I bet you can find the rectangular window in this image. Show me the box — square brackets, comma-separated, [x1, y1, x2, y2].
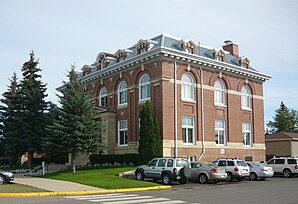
[242, 123, 252, 146]
[185, 47, 193, 54]
[182, 116, 194, 144]
[100, 96, 108, 107]
[118, 120, 128, 146]
[215, 120, 226, 145]
[140, 84, 150, 100]
[119, 90, 127, 105]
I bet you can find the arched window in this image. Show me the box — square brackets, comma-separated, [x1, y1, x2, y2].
[241, 86, 251, 109]
[139, 74, 150, 101]
[99, 87, 108, 107]
[214, 80, 225, 105]
[181, 74, 194, 100]
[118, 81, 127, 106]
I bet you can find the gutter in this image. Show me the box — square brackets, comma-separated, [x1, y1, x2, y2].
[174, 60, 178, 157]
[198, 67, 205, 160]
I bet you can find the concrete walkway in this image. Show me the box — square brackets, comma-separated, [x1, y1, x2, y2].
[13, 174, 102, 192]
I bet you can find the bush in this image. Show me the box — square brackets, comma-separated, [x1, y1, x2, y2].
[0, 158, 9, 165]
[89, 154, 139, 166]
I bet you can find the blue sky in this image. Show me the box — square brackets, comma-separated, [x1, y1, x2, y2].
[0, 0, 297, 125]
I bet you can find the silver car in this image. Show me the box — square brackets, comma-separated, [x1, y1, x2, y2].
[246, 162, 274, 180]
[190, 162, 227, 184]
[0, 170, 14, 184]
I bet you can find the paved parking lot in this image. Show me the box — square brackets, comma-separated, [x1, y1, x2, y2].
[1, 176, 298, 204]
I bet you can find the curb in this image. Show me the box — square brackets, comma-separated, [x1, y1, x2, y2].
[0, 185, 172, 197]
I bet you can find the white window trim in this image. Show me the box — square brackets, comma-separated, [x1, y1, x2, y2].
[118, 81, 128, 106]
[215, 120, 226, 146]
[182, 116, 195, 145]
[118, 120, 128, 147]
[242, 122, 252, 147]
[214, 80, 225, 106]
[99, 87, 108, 107]
[139, 74, 151, 101]
[181, 74, 194, 101]
[241, 86, 251, 109]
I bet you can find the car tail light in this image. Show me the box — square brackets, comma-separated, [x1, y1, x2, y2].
[173, 168, 177, 175]
[211, 169, 217, 173]
[295, 165, 298, 169]
[234, 167, 239, 171]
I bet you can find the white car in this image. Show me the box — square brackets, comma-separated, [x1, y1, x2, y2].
[212, 159, 250, 181]
[246, 162, 274, 180]
[266, 157, 298, 177]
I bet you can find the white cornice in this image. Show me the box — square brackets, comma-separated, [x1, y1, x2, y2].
[78, 47, 271, 85]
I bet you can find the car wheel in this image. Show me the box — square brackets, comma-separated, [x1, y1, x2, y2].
[249, 173, 257, 181]
[226, 172, 233, 182]
[162, 174, 172, 185]
[0, 175, 6, 185]
[283, 169, 292, 178]
[198, 174, 208, 184]
[135, 171, 144, 181]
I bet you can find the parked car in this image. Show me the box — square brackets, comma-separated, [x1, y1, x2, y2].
[0, 170, 14, 185]
[266, 157, 298, 178]
[246, 162, 274, 180]
[135, 157, 191, 185]
[211, 158, 250, 181]
[190, 162, 227, 184]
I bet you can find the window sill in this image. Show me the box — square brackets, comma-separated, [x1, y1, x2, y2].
[216, 144, 226, 147]
[181, 99, 196, 104]
[243, 145, 252, 148]
[214, 103, 226, 108]
[183, 143, 195, 146]
[139, 98, 150, 104]
[117, 104, 128, 109]
[118, 144, 128, 147]
[241, 107, 252, 112]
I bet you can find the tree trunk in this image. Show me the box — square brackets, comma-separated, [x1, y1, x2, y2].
[27, 151, 33, 168]
[71, 151, 76, 173]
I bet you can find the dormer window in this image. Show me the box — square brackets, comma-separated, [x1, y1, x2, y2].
[185, 47, 193, 54]
[215, 51, 225, 62]
[117, 50, 128, 63]
[183, 42, 194, 54]
[240, 58, 250, 69]
[119, 57, 125, 62]
[140, 48, 147, 54]
[138, 42, 149, 55]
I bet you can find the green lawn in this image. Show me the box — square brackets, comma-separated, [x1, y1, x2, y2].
[41, 167, 161, 189]
[0, 183, 48, 193]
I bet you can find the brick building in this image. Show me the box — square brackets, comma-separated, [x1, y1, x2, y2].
[77, 34, 270, 162]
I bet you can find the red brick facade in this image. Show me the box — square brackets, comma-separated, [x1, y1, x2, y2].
[78, 34, 270, 162]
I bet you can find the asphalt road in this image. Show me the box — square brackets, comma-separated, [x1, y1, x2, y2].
[1, 177, 298, 204]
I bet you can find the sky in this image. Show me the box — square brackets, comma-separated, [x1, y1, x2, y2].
[0, 0, 297, 126]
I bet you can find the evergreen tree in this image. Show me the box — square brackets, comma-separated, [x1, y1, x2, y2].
[267, 102, 297, 133]
[43, 102, 68, 162]
[50, 67, 103, 173]
[0, 73, 23, 166]
[19, 52, 49, 167]
[138, 102, 162, 164]
[153, 117, 163, 158]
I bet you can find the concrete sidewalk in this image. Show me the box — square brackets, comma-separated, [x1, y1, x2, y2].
[13, 174, 102, 192]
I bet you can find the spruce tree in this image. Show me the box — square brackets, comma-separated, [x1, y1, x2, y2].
[138, 102, 162, 164]
[19, 52, 49, 167]
[50, 67, 103, 173]
[0, 73, 23, 166]
[267, 102, 297, 133]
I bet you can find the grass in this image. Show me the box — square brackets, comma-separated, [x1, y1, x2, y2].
[41, 167, 161, 189]
[0, 183, 48, 193]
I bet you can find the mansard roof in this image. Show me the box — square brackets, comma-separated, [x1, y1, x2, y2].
[78, 33, 271, 84]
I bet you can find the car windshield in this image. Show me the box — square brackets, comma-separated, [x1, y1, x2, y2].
[236, 161, 248, 166]
[176, 159, 190, 167]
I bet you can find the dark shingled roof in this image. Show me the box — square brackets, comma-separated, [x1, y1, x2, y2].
[265, 132, 298, 141]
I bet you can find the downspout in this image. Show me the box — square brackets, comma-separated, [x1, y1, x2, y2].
[174, 60, 178, 157]
[198, 67, 205, 160]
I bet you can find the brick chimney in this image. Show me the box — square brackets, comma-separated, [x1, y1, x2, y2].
[222, 40, 239, 57]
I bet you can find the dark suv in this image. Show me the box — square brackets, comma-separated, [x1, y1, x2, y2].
[135, 157, 191, 185]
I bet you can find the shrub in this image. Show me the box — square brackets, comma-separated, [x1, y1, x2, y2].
[89, 154, 139, 166]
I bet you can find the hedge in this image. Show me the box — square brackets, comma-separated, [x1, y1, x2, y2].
[89, 154, 139, 166]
